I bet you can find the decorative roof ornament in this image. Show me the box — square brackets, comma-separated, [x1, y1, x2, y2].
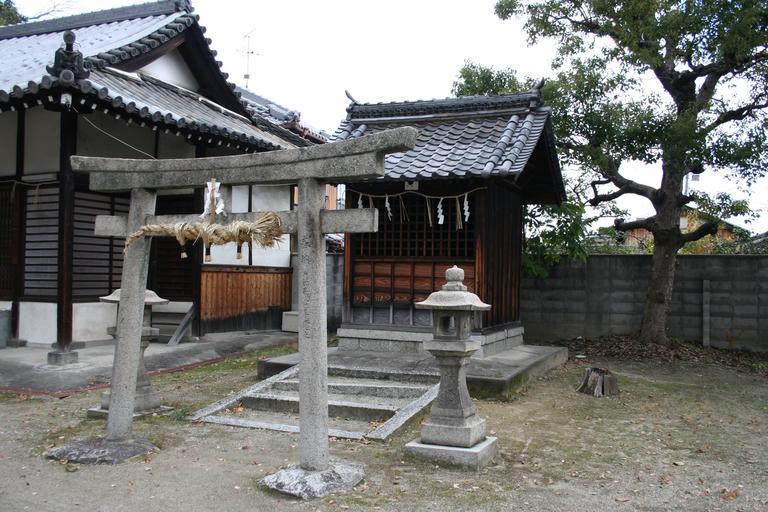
[46, 31, 90, 86]
[174, 0, 194, 13]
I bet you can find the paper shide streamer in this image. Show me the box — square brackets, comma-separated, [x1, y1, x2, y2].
[351, 187, 485, 231]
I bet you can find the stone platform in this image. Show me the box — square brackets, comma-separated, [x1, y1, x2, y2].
[259, 344, 568, 401]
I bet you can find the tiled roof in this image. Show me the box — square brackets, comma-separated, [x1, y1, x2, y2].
[0, 1, 193, 39]
[0, 0, 308, 149]
[236, 87, 330, 143]
[87, 68, 291, 149]
[333, 94, 563, 196]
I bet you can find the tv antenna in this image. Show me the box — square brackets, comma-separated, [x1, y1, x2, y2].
[240, 28, 264, 89]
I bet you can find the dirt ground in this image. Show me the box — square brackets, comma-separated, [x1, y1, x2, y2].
[0, 343, 766, 512]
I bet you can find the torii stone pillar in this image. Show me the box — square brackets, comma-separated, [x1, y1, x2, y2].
[47, 127, 417, 494]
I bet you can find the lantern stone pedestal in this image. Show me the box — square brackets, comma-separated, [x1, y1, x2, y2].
[405, 266, 498, 469]
[87, 289, 173, 418]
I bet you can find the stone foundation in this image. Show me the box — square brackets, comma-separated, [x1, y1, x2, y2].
[337, 325, 524, 358]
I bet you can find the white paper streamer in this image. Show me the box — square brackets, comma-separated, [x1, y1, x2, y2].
[437, 198, 444, 225]
[463, 193, 470, 222]
[357, 193, 363, 209]
[385, 195, 392, 221]
[201, 180, 226, 219]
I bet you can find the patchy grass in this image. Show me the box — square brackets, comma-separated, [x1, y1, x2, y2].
[1, 345, 766, 511]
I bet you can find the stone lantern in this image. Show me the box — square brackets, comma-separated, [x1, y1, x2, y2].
[88, 289, 172, 418]
[405, 266, 498, 468]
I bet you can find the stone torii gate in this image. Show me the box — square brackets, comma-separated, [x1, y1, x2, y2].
[55, 127, 416, 495]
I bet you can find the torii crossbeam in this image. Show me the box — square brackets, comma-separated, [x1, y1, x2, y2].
[64, 127, 417, 495]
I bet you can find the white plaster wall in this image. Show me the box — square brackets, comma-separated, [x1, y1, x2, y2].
[251, 185, 291, 267]
[205, 185, 291, 267]
[139, 50, 199, 92]
[0, 300, 12, 311]
[18, 302, 56, 345]
[158, 130, 195, 159]
[24, 108, 59, 174]
[77, 111, 154, 158]
[72, 302, 116, 342]
[0, 111, 17, 175]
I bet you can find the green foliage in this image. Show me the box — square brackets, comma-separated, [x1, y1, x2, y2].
[0, 0, 25, 25]
[452, 61, 527, 97]
[523, 201, 588, 277]
[692, 192, 755, 223]
[492, 0, 768, 191]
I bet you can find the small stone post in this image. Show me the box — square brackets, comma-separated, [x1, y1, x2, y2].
[296, 178, 330, 471]
[88, 289, 173, 418]
[106, 188, 157, 442]
[405, 266, 498, 468]
[259, 179, 364, 498]
[47, 188, 158, 464]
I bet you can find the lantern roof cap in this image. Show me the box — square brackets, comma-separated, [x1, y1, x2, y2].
[100, 288, 169, 305]
[414, 266, 491, 311]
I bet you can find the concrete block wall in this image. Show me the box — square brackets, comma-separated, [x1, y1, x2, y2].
[521, 255, 768, 352]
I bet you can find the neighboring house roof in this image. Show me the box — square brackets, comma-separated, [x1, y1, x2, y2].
[236, 87, 329, 144]
[0, 0, 310, 150]
[332, 92, 565, 203]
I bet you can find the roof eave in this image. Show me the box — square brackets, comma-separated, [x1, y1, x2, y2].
[0, 0, 192, 40]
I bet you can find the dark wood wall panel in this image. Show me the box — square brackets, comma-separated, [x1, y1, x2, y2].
[71, 191, 129, 300]
[0, 184, 19, 298]
[351, 259, 475, 306]
[199, 266, 291, 332]
[23, 186, 59, 298]
[475, 184, 523, 327]
[149, 195, 196, 301]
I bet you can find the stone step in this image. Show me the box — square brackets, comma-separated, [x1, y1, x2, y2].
[256, 386, 416, 409]
[241, 392, 399, 423]
[326, 364, 440, 384]
[271, 378, 431, 399]
[204, 408, 373, 440]
[190, 365, 439, 441]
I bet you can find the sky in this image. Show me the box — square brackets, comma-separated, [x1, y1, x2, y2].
[15, 0, 768, 234]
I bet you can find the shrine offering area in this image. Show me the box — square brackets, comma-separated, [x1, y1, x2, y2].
[1, 347, 765, 511]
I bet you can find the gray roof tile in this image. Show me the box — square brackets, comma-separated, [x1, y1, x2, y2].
[0, 1, 305, 150]
[332, 94, 560, 186]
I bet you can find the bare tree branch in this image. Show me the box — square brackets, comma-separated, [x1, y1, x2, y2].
[704, 99, 768, 133]
[680, 221, 718, 243]
[614, 217, 654, 232]
[695, 71, 726, 110]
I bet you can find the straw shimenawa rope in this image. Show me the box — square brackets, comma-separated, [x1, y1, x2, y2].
[124, 212, 283, 260]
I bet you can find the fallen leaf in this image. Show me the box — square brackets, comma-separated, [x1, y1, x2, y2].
[659, 473, 672, 485]
[720, 488, 740, 501]
[672, 461, 685, 466]
[615, 496, 630, 503]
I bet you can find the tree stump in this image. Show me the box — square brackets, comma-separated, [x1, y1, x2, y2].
[576, 367, 619, 397]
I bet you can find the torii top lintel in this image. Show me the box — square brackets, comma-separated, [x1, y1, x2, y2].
[70, 127, 418, 193]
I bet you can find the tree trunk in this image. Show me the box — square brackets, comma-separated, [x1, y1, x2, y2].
[638, 237, 679, 345]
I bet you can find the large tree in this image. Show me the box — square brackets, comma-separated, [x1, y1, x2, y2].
[475, 0, 767, 344]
